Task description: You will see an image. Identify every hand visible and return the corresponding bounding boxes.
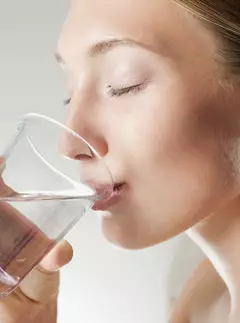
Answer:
[0,157,73,323]
[0,241,73,323]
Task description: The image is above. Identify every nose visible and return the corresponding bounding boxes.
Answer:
[59,130,94,161]
[58,93,114,197]
[59,93,108,161]
[59,124,113,196]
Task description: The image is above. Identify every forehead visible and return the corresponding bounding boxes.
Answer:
[58,0,184,61]
[57,0,216,76]
[64,0,173,33]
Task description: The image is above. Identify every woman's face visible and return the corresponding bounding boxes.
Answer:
[57,0,240,248]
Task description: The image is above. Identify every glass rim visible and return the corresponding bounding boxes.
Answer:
[0,113,114,202]
[2,113,102,161]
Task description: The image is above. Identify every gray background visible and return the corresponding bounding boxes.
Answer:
[0,1,203,322]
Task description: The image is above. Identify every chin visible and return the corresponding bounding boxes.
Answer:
[100,216,160,250]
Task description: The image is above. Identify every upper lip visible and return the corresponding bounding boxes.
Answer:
[84,180,125,199]
[99,182,126,199]
[91,182,126,211]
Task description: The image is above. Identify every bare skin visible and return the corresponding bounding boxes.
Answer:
[56,0,240,322]
[170,258,229,323]
[1,0,240,321]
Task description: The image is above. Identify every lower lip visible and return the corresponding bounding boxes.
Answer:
[91,185,126,211]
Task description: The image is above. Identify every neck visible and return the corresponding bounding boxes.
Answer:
[187,197,240,319]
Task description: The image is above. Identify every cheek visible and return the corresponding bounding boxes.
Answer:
[100,88,240,247]
[107,75,238,199]
[118,78,219,171]
[115,85,201,170]
[120,83,237,204]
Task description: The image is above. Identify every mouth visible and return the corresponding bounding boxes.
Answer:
[91,183,126,211]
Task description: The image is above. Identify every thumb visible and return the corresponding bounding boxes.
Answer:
[0,157,15,196]
[19,240,73,303]
[0,157,5,173]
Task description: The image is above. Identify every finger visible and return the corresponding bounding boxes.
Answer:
[0,156,5,173]
[19,240,73,303]
[40,240,73,272]
[0,156,15,196]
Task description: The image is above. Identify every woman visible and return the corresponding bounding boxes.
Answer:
[0,0,240,322]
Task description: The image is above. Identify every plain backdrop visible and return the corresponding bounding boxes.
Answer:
[0,1,204,322]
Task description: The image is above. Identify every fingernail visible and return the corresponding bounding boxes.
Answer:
[36,264,59,274]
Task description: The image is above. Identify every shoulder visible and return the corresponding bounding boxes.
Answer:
[170,257,228,323]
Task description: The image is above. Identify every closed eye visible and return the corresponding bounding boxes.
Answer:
[107,83,145,97]
[64,82,146,104]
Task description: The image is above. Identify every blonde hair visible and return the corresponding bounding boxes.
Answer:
[173,1,240,79]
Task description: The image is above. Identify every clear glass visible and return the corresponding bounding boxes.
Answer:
[0,113,113,298]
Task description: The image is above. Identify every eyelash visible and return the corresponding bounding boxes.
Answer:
[63,83,145,105]
[63,97,71,105]
[107,83,144,98]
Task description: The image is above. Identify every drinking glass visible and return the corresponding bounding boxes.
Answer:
[0,113,113,298]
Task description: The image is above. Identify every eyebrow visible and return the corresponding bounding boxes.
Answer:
[55,38,140,66]
[88,38,139,57]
